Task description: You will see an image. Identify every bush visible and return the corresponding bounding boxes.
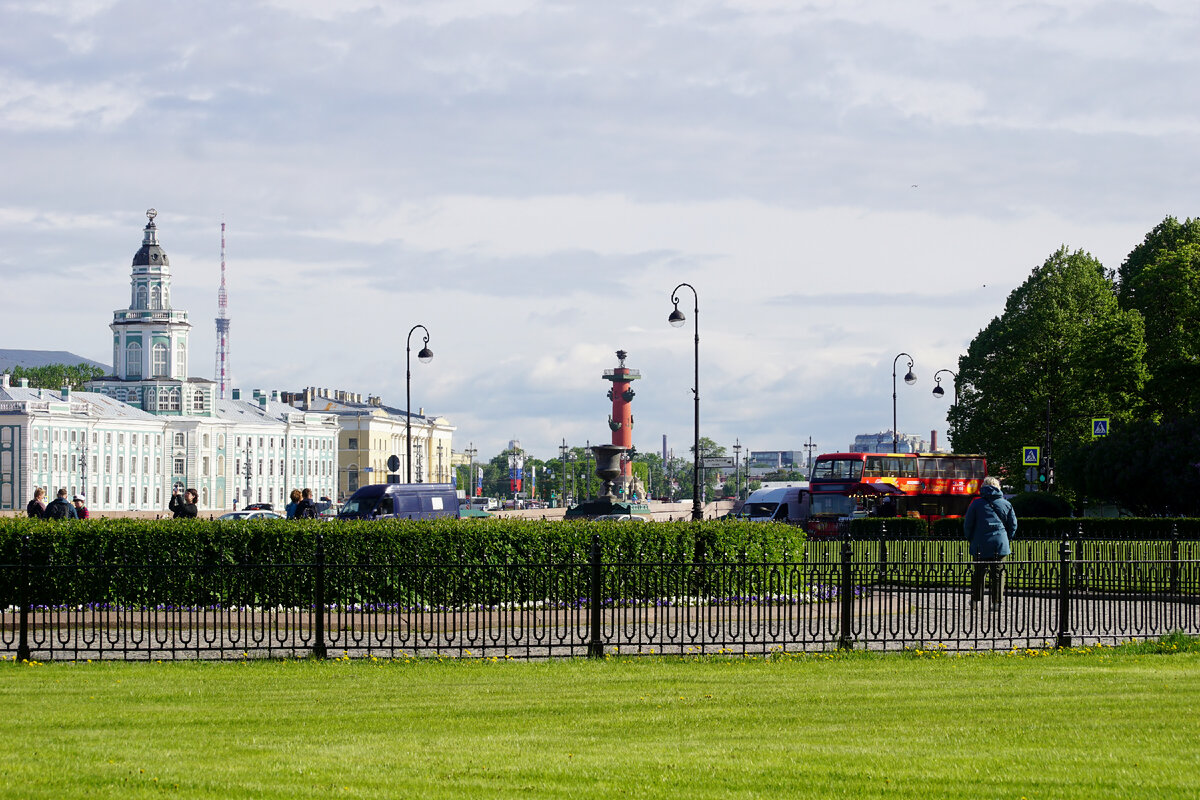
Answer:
[1009,492,1073,518]
[0,518,805,607]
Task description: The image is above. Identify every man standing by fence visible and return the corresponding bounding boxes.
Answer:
[44,488,78,520]
[964,475,1017,609]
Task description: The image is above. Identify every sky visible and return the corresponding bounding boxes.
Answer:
[2,0,1198,464]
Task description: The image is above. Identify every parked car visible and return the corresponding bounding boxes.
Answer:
[591,513,649,522]
[217,510,285,521]
[244,503,274,511]
[338,483,460,520]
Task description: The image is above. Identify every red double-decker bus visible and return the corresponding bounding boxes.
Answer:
[805,452,986,535]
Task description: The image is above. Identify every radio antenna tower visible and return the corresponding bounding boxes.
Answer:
[214,220,231,400]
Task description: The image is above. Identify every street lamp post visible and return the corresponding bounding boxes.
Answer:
[465,442,477,497]
[892,352,917,452]
[932,369,958,404]
[669,282,703,522]
[406,324,433,484]
[732,438,742,502]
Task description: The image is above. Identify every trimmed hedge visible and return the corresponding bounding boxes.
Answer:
[843,516,1200,541]
[0,517,806,607]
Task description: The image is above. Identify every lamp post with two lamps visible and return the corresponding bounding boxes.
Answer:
[892,353,916,452]
[668,283,703,522]
[406,325,433,484]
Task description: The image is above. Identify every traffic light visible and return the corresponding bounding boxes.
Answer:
[1037,465,1048,486]
[1046,457,1055,490]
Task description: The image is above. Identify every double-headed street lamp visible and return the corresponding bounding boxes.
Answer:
[406,324,433,484]
[892,352,916,452]
[932,369,958,404]
[668,282,703,522]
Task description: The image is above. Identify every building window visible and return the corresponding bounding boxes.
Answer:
[105,487,111,504]
[152,343,168,377]
[173,457,184,475]
[218,434,225,449]
[145,388,156,411]
[150,285,162,310]
[176,343,186,378]
[203,457,210,475]
[203,433,210,448]
[348,466,358,493]
[117,487,123,505]
[174,433,185,448]
[136,284,147,309]
[126,342,142,378]
[193,390,205,412]
[348,438,357,450]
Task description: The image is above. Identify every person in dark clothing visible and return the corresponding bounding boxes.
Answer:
[27,488,46,518]
[169,488,199,519]
[294,488,318,520]
[963,476,1018,608]
[44,488,79,520]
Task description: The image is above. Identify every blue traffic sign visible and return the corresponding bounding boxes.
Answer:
[1022,447,1041,466]
[1092,418,1110,437]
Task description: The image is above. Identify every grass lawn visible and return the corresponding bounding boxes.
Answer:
[1,644,1198,799]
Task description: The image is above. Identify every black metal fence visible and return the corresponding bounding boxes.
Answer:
[3,534,1198,661]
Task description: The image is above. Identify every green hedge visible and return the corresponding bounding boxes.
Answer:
[842,517,1200,540]
[0,518,805,608]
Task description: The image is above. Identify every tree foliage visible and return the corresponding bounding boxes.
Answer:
[1117,217,1200,419]
[1070,412,1200,515]
[4,362,106,390]
[950,247,1146,490]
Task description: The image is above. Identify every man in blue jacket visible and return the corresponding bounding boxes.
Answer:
[963,476,1017,608]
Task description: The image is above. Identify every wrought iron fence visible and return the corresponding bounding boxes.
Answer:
[2,534,1197,661]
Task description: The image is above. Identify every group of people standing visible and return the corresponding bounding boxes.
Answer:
[286,488,318,519]
[26,487,88,519]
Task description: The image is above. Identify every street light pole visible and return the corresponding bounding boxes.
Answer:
[892,352,916,452]
[932,369,958,405]
[465,442,477,497]
[732,439,741,502]
[669,283,703,521]
[406,324,433,484]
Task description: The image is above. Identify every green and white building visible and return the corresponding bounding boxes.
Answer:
[0,210,339,514]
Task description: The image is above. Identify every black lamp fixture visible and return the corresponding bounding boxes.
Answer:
[892,352,916,452]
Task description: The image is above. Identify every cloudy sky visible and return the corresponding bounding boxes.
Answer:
[2,0,1197,463]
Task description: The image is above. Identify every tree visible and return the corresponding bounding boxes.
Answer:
[950,247,1146,493]
[5,363,105,390]
[1117,217,1200,419]
[1071,412,1200,515]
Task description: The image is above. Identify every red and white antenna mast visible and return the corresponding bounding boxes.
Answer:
[214,219,232,399]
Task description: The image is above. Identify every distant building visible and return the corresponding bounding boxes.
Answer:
[849,431,929,454]
[747,450,804,476]
[282,387,454,499]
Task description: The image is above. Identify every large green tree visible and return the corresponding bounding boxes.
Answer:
[949,247,1146,490]
[1072,412,1200,515]
[4,363,105,390]
[1117,217,1200,419]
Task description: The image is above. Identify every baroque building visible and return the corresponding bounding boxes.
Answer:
[0,210,340,514]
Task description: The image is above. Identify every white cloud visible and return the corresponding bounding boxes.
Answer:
[0,73,142,131]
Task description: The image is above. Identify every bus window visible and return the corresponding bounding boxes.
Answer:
[812,459,863,481]
[898,458,918,478]
[863,456,883,477]
[918,458,940,478]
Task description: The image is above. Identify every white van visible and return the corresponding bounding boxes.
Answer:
[738,484,810,524]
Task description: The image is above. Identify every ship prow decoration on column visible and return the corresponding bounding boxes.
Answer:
[565,350,650,519]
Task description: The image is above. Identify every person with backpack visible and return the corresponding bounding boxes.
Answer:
[44,488,79,520]
[294,488,318,520]
[964,475,1018,609]
[26,488,46,518]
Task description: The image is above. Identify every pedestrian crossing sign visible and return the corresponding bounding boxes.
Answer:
[1092,418,1110,437]
[1022,447,1040,466]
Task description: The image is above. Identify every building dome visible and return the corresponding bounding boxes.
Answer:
[132,208,170,267]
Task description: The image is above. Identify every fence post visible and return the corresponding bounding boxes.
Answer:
[878,522,888,579]
[837,534,854,650]
[1170,522,1180,594]
[313,534,327,659]
[587,534,603,658]
[16,536,30,663]
[1055,530,1073,649]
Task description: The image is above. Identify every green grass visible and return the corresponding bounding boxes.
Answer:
[1,644,1198,799]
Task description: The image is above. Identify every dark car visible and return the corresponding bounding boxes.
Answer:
[337,483,460,521]
[245,502,274,511]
